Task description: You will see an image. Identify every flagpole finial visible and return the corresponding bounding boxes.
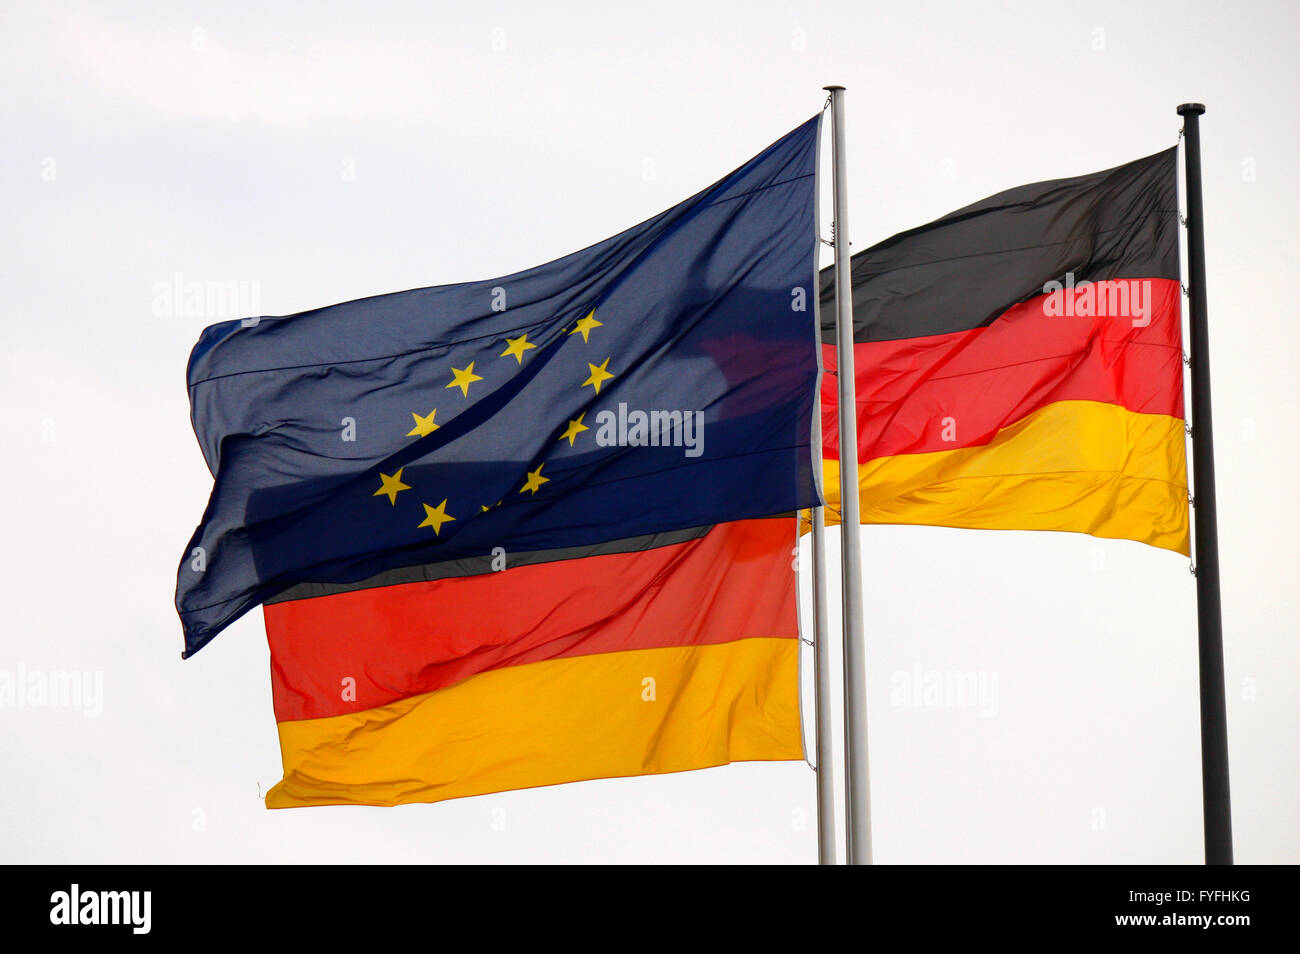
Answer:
[1178,102,1206,116]
[823,84,845,92]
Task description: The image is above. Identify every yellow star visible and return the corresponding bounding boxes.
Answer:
[372,468,411,506]
[568,310,603,343]
[559,413,589,447]
[500,334,537,364]
[417,499,455,535]
[446,362,483,397]
[581,357,615,394]
[480,499,502,513]
[520,464,550,495]
[406,409,439,437]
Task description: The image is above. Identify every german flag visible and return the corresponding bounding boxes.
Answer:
[816,148,1189,553]
[263,518,801,808]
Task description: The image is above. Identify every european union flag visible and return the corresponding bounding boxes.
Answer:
[177,116,823,656]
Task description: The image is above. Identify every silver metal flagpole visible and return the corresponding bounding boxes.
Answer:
[809,105,837,866]
[824,84,872,865]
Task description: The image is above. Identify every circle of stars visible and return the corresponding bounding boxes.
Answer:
[370,307,617,532]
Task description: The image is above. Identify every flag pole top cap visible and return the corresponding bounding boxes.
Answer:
[1177,102,1206,116]
[823,84,846,91]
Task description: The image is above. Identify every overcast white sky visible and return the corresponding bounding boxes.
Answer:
[1,0,1295,864]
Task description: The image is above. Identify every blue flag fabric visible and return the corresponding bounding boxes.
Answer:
[177,115,823,656]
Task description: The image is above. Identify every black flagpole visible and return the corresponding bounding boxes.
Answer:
[1177,102,1233,865]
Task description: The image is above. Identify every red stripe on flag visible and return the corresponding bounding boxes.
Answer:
[821,278,1183,462]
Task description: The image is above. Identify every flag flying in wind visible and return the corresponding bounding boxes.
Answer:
[816,147,1188,553]
[264,517,802,807]
[177,116,823,805]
